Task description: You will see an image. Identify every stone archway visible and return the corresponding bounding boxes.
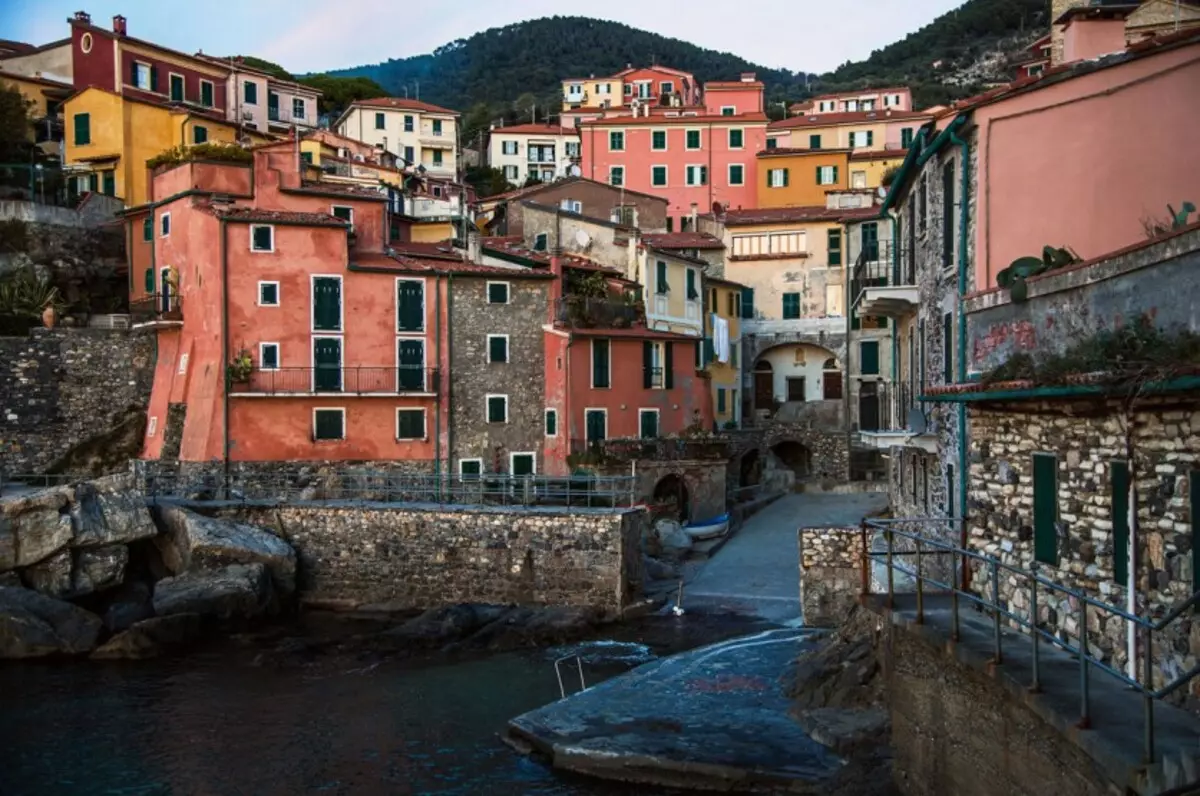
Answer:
[653,474,690,523]
[771,440,812,479]
[739,448,762,488]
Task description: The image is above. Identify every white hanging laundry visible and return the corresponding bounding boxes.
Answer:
[713,315,730,363]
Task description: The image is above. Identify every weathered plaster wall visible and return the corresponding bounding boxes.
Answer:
[799,524,864,627]
[0,329,153,475]
[967,397,1200,692]
[211,502,646,613]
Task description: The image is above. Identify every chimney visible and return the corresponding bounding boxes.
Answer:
[467,228,481,263]
[112,15,126,36]
[1061,9,1128,64]
[689,202,698,231]
[73,11,91,23]
[740,72,755,83]
[548,251,564,324]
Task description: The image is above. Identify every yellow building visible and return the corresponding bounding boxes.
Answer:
[848,149,907,190]
[766,110,930,166]
[63,86,272,205]
[637,245,705,339]
[561,76,623,113]
[757,148,851,207]
[704,276,744,428]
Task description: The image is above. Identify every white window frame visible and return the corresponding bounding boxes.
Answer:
[292,97,305,120]
[727,127,744,149]
[486,281,510,304]
[395,337,427,392]
[177,353,189,375]
[638,408,660,438]
[394,276,426,333]
[503,165,518,180]
[486,334,509,364]
[199,79,214,108]
[651,164,668,188]
[608,130,625,152]
[609,165,624,186]
[685,164,707,187]
[458,458,484,477]
[312,407,346,441]
[310,274,344,333]
[485,393,509,424]
[330,205,354,226]
[584,407,608,441]
[311,336,344,391]
[509,451,537,476]
[395,407,427,441]
[728,163,745,186]
[720,105,736,116]
[659,81,673,95]
[168,72,184,101]
[817,166,837,186]
[132,61,152,91]
[650,128,668,151]
[545,407,558,437]
[259,342,280,371]
[257,280,280,307]
[160,212,171,238]
[502,140,518,156]
[250,224,275,252]
[685,128,702,151]
[768,168,787,188]
[559,199,582,213]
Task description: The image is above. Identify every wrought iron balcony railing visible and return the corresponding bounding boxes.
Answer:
[229,366,438,395]
[130,294,182,325]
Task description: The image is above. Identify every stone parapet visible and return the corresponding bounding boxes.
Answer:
[799,524,866,627]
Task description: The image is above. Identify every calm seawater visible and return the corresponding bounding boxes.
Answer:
[0,615,765,796]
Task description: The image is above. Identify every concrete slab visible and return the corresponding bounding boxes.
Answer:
[683,493,888,622]
[507,627,845,791]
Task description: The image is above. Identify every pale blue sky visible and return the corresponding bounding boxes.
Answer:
[1,0,967,75]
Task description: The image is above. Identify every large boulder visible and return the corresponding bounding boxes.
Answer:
[0,524,14,572]
[102,581,154,632]
[71,479,157,548]
[20,544,128,599]
[21,549,73,597]
[152,563,271,620]
[2,488,74,568]
[153,506,296,596]
[0,585,103,658]
[651,518,692,561]
[92,614,202,660]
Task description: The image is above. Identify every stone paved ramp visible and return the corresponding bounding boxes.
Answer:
[506,627,844,791]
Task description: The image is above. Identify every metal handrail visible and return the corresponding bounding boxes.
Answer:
[861,517,1200,764]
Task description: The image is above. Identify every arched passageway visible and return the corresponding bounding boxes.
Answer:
[771,441,812,479]
[653,474,690,523]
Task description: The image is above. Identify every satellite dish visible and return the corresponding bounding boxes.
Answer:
[575,229,591,247]
[568,164,582,178]
[877,186,888,199]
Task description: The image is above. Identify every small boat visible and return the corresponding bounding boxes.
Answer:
[684,514,729,540]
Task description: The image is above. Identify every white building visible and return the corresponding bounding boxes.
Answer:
[194,56,321,134]
[487,123,580,187]
[335,97,459,178]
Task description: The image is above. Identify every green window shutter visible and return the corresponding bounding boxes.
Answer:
[488,336,508,363]
[488,283,508,303]
[828,229,842,266]
[832,166,839,183]
[815,165,821,185]
[252,225,272,251]
[88,173,99,192]
[201,81,213,107]
[397,281,424,331]
[943,161,956,269]
[586,409,606,442]
[130,61,138,85]
[782,168,789,187]
[717,388,726,414]
[314,409,343,440]
[943,312,953,384]
[729,129,742,148]
[142,218,152,242]
[102,171,115,196]
[809,134,820,149]
[652,130,665,149]
[656,260,668,293]
[301,151,313,165]
[740,287,754,319]
[261,345,278,370]
[487,396,507,423]
[867,130,874,146]
[664,342,674,389]
[782,293,800,320]
[1112,460,1130,584]
[545,410,557,436]
[397,409,424,439]
[593,339,610,388]
[703,337,715,365]
[244,82,256,104]
[687,130,700,148]
[1033,454,1058,565]
[946,463,955,519]
[397,339,424,390]
[861,341,879,375]
[74,113,90,145]
[640,411,658,439]
[901,128,913,148]
[313,277,341,331]
[700,166,707,185]
[144,268,154,293]
[170,74,184,102]
[313,338,342,391]
[643,340,654,389]
[193,126,207,144]
[686,269,697,299]
[150,65,159,92]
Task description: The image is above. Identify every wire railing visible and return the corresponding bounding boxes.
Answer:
[129,294,182,325]
[229,366,438,395]
[141,470,638,509]
[862,517,1200,765]
[0,472,91,496]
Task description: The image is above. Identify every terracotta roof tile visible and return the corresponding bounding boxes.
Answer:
[758,147,852,158]
[583,112,769,127]
[704,80,764,89]
[768,109,932,130]
[718,205,878,226]
[353,250,553,278]
[391,240,460,259]
[850,148,909,161]
[641,232,724,250]
[212,207,348,226]
[491,123,578,136]
[569,327,699,341]
[285,181,387,201]
[350,97,459,115]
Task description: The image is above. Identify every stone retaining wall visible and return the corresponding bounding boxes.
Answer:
[208,502,647,614]
[1,329,154,475]
[799,525,865,627]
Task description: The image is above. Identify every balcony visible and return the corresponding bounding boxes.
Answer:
[852,240,918,318]
[129,294,182,329]
[229,366,439,396]
[526,152,557,164]
[420,137,453,150]
[268,106,280,122]
[564,92,588,105]
[856,380,937,452]
[556,296,644,329]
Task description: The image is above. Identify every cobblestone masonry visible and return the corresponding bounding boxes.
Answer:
[134,459,437,499]
[449,276,549,474]
[799,525,866,627]
[0,329,154,474]
[209,503,646,613]
[968,396,1200,694]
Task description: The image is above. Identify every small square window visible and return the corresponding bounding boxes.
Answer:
[609,131,624,151]
[160,213,171,237]
[686,130,701,149]
[258,281,279,306]
[313,408,345,441]
[488,335,509,363]
[545,408,558,437]
[488,282,510,304]
[374,112,385,130]
[534,233,548,251]
[259,342,279,370]
[459,459,483,478]
[331,206,353,224]
[193,125,207,144]
[396,408,425,440]
[487,395,508,423]
[142,217,153,242]
[728,129,743,149]
[609,166,624,187]
[251,225,274,252]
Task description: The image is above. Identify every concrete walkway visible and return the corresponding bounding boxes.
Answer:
[507,627,845,792]
[683,492,888,623]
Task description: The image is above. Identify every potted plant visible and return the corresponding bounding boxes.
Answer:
[227,348,254,383]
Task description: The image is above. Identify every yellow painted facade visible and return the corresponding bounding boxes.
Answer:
[409,221,454,243]
[639,250,704,337]
[1,74,67,121]
[561,77,623,111]
[718,219,846,321]
[758,149,851,208]
[63,87,251,206]
[847,152,906,191]
[705,280,744,426]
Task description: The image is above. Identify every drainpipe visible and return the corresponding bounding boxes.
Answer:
[948,126,970,587]
[220,218,231,489]
[891,210,900,429]
[435,273,442,485]
[446,273,455,478]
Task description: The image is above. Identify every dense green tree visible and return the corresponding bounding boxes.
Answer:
[296,74,389,117]
[227,55,293,80]
[0,84,33,161]
[463,165,512,198]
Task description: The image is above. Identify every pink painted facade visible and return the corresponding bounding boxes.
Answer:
[581,114,768,226]
[616,66,699,106]
[972,35,1200,289]
[1062,17,1128,62]
[703,80,765,115]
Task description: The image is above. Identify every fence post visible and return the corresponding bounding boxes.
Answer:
[915,536,924,624]
[1029,561,1040,692]
[886,528,895,609]
[859,520,869,596]
[1078,599,1091,728]
[991,559,1003,664]
[1143,622,1155,763]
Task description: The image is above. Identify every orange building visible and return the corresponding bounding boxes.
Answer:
[756,148,851,207]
